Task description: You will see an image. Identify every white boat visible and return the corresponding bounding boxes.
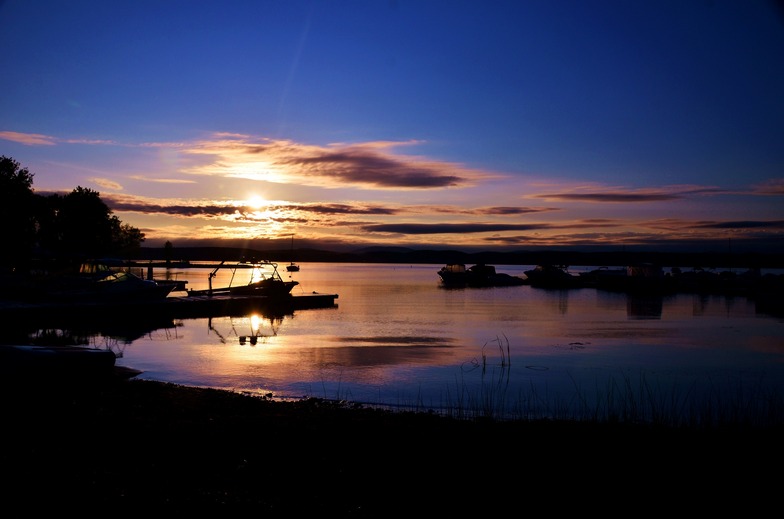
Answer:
[187,259,298,298]
[45,259,176,303]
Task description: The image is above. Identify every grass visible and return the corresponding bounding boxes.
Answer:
[425,367,784,429]
[310,334,784,430]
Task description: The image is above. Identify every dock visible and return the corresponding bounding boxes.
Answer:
[0,291,339,325]
[162,291,339,318]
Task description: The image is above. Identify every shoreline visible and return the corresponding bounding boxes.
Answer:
[2,374,781,513]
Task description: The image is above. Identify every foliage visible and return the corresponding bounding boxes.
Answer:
[0,156,37,269]
[0,156,146,269]
[164,240,174,265]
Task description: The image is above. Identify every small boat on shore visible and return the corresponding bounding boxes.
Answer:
[438,263,525,287]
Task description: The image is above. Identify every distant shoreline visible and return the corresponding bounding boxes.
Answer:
[127,246,784,269]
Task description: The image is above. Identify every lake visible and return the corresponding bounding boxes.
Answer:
[37,262,784,424]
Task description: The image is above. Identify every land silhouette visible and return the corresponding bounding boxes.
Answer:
[1,371,780,514]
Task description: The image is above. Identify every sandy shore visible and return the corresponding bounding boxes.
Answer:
[1,371,780,515]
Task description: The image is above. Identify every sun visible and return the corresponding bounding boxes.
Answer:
[246,195,265,209]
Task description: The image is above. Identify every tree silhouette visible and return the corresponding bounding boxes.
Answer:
[0,156,36,270]
[38,187,146,260]
[164,240,174,266]
[1,157,146,270]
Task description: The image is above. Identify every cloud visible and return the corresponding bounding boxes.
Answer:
[750,179,784,195]
[289,203,399,216]
[0,131,57,145]
[361,223,555,234]
[102,194,240,217]
[179,134,496,190]
[0,130,119,146]
[282,147,463,188]
[531,185,725,203]
[129,175,197,184]
[88,177,123,191]
[360,218,629,236]
[694,220,784,229]
[476,206,559,215]
[536,192,679,202]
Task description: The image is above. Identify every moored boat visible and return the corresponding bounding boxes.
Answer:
[187,259,298,298]
[437,263,525,287]
[43,259,176,303]
[579,266,628,289]
[523,264,581,288]
[285,234,300,271]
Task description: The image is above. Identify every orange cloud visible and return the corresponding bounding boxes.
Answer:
[178,133,497,190]
[88,177,123,191]
[0,131,57,145]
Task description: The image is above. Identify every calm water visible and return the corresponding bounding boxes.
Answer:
[77,263,784,422]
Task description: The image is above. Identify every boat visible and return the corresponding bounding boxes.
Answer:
[624,263,671,293]
[285,234,300,272]
[187,259,299,298]
[579,266,628,290]
[43,259,176,303]
[437,263,525,287]
[523,264,581,288]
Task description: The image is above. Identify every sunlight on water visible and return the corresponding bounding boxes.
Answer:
[17,262,784,424]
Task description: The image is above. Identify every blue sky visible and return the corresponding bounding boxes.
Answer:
[1,0,783,253]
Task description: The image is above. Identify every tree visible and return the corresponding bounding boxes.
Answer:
[164,240,174,266]
[38,186,145,260]
[0,156,36,270]
[113,221,146,256]
[0,157,147,267]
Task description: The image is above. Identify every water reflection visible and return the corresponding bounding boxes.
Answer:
[208,314,282,345]
[7,309,180,348]
[626,293,663,319]
[5,263,784,424]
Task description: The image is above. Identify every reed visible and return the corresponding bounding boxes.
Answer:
[305,337,784,430]
[429,368,784,429]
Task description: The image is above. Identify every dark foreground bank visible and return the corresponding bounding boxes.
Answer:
[1,370,780,516]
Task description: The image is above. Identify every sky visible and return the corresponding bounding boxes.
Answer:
[1,0,783,254]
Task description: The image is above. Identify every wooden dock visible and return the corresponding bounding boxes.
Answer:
[0,292,339,324]
[162,291,339,318]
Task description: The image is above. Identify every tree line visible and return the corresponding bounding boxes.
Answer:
[0,155,145,272]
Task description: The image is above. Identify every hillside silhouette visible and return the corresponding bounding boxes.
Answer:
[129,245,784,269]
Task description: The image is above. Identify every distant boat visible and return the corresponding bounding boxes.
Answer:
[437,263,525,287]
[579,266,627,289]
[523,264,581,288]
[286,234,300,272]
